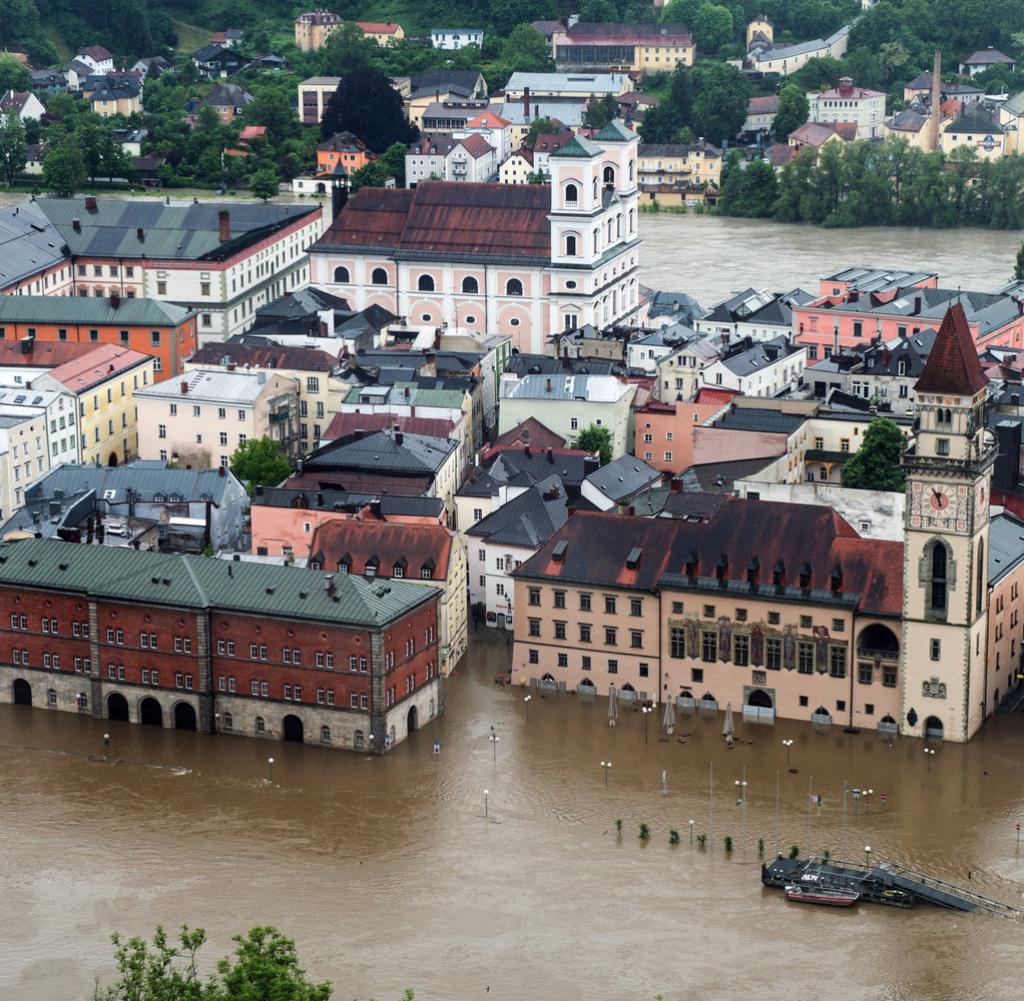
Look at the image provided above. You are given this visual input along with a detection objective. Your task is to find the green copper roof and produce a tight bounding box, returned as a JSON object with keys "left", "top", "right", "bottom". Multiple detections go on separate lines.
{"left": 549, "top": 134, "right": 603, "bottom": 159}
{"left": 0, "top": 539, "right": 434, "bottom": 627}
{"left": 592, "top": 120, "right": 634, "bottom": 142}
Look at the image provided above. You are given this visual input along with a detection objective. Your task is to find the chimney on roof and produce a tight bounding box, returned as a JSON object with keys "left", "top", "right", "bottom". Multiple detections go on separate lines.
{"left": 136, "top": 227, "right": 144, "bottom": 242}
{"left": 547, "top": 447, "right": 553, "bottom": 463}
{"left": 218, "top": 464, "right": 225, "bottom": 476}
{"left": 324, "top": 573, "right": 335, "bottom": 596}
{"left": 84, "top": 195, "right": 97, "bottom": 212}
{"left": 523, "top": 85, "right": 530, "bottom": 118}
{"left": 109, "top": 293, "right": 120, "bottom": 309}
{"left": 395, "top": 430, "right": 404, "bottom": 446}
{"left": 833, "top": 322, "right": 839, "bottom": 357}
{"left": 838, "top": 76, "right": 854, "bottom": 97}
{"left": 524, "top": 443, "right": 532, "bottom": 458}
{"left": 72, "top": 218, "right": 81, "bottom": 233}
{"left": 180, "top": 379, "right": 189, "bottom": 393}
{"left": 218, "top": 209, "right": 231, "bottom": 243}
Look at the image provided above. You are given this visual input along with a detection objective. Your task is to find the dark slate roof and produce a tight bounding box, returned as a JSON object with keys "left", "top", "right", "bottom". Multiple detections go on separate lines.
{"left": 0, "top": 538, "right": 432, "bottom": 627}
{"left": 676, "top": 456, "right": 776, "bottom": 494}
{"left": 459, "top": 448, "right": 593, "bottom": 497}
{"left": 467, "top": 476, "right": 568, "bottom": 547}
{"left": 660, "top": 490, "right": 729, "bottom": 521}
{"left": 710, "top": 406, "right": 806, "bottom": 435}
{"left": 254, "top": 487, "right": 444, "bottom": 519}
{"left": 946, "top": 104, "right": 1003, "bottom": 135}
{"left": 189, "top": 342, "right": 338, "bottom": 372}
{"left": 23, "top": 463, "right": 241, "bottom": 507}
{"left": 312, "top": 182, "right": 551, "bottom": 264}
{"left": 859, "top": 329, "right": 936, "bottom": 376}
{"left": 988, "top": 512, "right": 1024, "bottom": 585}
{"left": 717, "top": 335, "right": 798, "bottom": 377}
{"left": 35, "top": 197, "right": 316, "bottom": 262}
{"left": 0, "top": 201, "right": 70, "bottom": 289}
{"left": 410, "top": 69, "right": 484, "bottom": 93}
{"left": 915, "top": 304, "right": 988, "bottom": 396}
{"left": 515, "top": 500, "right": 903, "bottom": 616}
{"left": 304, "top": 429, "right": 457, "bottom": 475}
{"left": 253, "top": 286, "right": 351, "bottom": 322}
{"left": 888, "top": 108, "right": 928, "bottom": 133}
{"left": 584, "top": 454, "right": 661, "bottom": 503}
{"left": 202, "top": 83, "right": 253, "bottom": 109}
{"left": 505, "top": 353, "right": 621, "bottom": 377}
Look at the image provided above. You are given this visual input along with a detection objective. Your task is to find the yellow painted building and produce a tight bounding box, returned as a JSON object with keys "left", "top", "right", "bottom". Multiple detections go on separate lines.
{"left": 355, "top": 21, "right": 405, "bottom": 46}
{"left": 33, "top": 344, "right": 154, "bottom": 467}
{"left": 294, "top": 10, "right": 344, "bottom": 52}
{"left": 940, "top": 105, "right": 1007, "bottom": 160}
{"left": 553, "top": 23, "right": 694, "bottom": 75}
{"left": 637, "top": 141, "right": 722, "bottom": 190}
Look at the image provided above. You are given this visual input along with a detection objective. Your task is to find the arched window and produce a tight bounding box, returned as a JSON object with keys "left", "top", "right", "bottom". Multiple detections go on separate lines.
{"left": 929, "top": 540, "right": 948, "bottom": 614}
{"left": 321, "top": 725, "right": 332, "bottom": 743}
{"left": 371, "top": 267, "right": 388, "bottom": 285}
{"left": 333, "top": 266, "right": 350, "bottom": 283}
{"left": 565, "top": 182, "right": 578, "bottom": 205}
{"left": 628, "top": 159, "right": 635, "bottom": 181}
{"left": 976, "top": 539, "right": 985, "bottom": 613}
{"left": 565, "top": 234, "right": 577, "bottom": 256}
{"left": 603, "top": 165, "right": 615, "bottom": 185}
{"left": 255, "top": 715, "right": 265, "bottom": 733}
{"left": 506, "top": 278, "right": 523, "bottom": 296}
{"left": 592, "top": 176, "right": 598, "bottom": 200}
{"left": 417, "top": 274, "right": 435, "bottom": 292}
{"left": 462, "top": 276, "right": 479, "bottom": 294}
{"left": 222, "top": 712, "right": 233, "bottom": 731}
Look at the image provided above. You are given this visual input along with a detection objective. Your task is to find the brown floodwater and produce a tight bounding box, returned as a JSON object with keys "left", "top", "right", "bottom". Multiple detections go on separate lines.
{"left": 2, "top": 628, "right": 1024, "bottom": 1001}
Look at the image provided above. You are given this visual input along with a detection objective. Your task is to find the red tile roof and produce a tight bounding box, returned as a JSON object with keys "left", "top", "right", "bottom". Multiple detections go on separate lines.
{"left": 789, "top": 122, "right": 846, "bottom": 147}
{"left": 814, "top": 81, "right": 885, "bottom": 100}
{"left": 490, "top": 417, "right": 566, "bottom": 452}
{"left": 189, "top": 342, "right": 338, "bottom": 372}
{"left": 324, "top": 412, "right": 455, "bottom": 441}
{"left": 356, "top": 21, "right": 402, "bottom": 34}
{"left": 747, "top": 95, "right": 780, "bottom": 114}
{"left": 465, "top": 111, "right": 510, "bottom": 129}
{"left": 516, "top": 499, "right": 903, "bottom": 616}
{"left": 455, "top": 133, "right": 495, "bottom": 158}
{"left": 309, "top": 518, "right": 453, "bottom": 577}
{"left": 0, "top": 341, "right": 102, "bottom": 367}
{"left": 914, "top": 303, "right": 988, "bottom": 396}
{"left": 44, "top": 344, "right": 149, "bottom": 393}
{"left": 693, "top": 387, "right": 741, "bottom": 406}
{"left": 314, "top": 182, "right": 551, "bottom": 261}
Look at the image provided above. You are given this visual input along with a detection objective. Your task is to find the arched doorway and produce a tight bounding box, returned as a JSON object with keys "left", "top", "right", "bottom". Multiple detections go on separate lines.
{"left": 107, "top": 692, "right": 129, "bottom": 721}
{"left": 747, "top": 688, "right": 773, "bottom": 709}
{"left": 282, "top": 714, "right": 303, "bottom": 743}
{"left": 12, "top": 678, "right": 31, "bottom": 706}
{"left": 173, "top": 702, "right": 197, "bottom": 731}
{"left": 857, "top": 623, "right": 900, "bottom": 657}
{"left": 880, "top": 714, "right": 897, "bottom": 725}
{"left": 140, "top": 697, "right": 163, "bottom": 726}
{"left": 107, "top": 452, "right": 118, "bottom": 467}
{"left": 407, "top": 705, "right": 418, "bottom": 733}
{"left": 579, "top": 678, "right": 596, "bottom": 692}
{"left": 924, "top": 715, "right": 944, "bottom": 739}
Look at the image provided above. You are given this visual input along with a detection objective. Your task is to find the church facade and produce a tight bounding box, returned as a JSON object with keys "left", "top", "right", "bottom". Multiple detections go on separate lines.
{"left": 306, "top": 121, "right": 643, "bottom": 354}
{"left": 507, "top": 305, "right": 1024, "bottom": 742}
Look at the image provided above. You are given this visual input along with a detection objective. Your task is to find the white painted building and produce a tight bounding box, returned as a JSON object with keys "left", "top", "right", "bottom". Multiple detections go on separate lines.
{"left": 0, "top": 386, "right": 80, "bottom": 469}
{"left": 431, "top": 28, "right": 484, "bottom": 50}
{"left": 0, "top": 410, "right": 50, "bottom": 521}
{"left": 699, "top": 336, "right": 806, "bottom": 397}
{"left": 808, "top": 77, "right": 887, "bottom": 140}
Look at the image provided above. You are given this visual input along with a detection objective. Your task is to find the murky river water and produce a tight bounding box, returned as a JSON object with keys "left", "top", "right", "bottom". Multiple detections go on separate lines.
{"left": 2, "top": 628, "right": 1024, "bottom": 1000}
{"left": 639, "top": 214, "right": 1024, "bottom": 308}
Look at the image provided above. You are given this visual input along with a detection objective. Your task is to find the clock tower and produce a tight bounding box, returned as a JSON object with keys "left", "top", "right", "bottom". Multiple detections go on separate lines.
{"left": 901, "top": 304, "right": 993, "bottom": 742}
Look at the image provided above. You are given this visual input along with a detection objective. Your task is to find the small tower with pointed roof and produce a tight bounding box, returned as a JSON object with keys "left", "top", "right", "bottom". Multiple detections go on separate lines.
{"left": 901, "top": 303, "right": 995, "bottom": 742}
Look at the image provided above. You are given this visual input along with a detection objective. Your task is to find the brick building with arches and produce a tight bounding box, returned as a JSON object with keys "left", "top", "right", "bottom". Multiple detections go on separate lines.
{"left": 308, "top": 121, "right": 642, "bottom": 354}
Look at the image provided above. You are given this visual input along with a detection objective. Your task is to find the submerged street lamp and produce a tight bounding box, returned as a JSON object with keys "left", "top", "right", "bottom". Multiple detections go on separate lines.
{"left": 641, "top": 705, "right": 653, "bottom": 744}
{"left": 524, "top": 694, "right": 532, "bottom": 721}
{"left": 600, "top": 760, "right": 612, "bottom": 787}
{"left": 489, "top": 726, "right": 500, "bottom": 762}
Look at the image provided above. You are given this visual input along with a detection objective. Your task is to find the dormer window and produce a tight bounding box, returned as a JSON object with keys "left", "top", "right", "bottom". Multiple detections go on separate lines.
{"left": 338, "top": 563, "right": 349, "bottom": 574}
{"left": 393, "top": 566, "right": 404, "bottom": 578}
{"left": 421, "top": 568, "right": 433, "bottom": 579}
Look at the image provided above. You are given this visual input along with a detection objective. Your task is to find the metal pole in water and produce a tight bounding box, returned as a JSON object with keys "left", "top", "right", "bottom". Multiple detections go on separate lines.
{"left": 774, "top": 769, "right": 780, "bottom": 856}
{"left": 842, "top": 780, "right": 848, "bottom": 861}
{"left": 805, "top": 773, "right": 813, "bottom": 854}
{"left": 709, "top": 760, "right": 714, "bottom": 853}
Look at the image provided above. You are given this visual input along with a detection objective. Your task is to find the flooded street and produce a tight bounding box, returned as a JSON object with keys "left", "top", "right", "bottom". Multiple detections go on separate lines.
{"left": 639, "top": 214, "right": 1024, "bottom": 307}
{"left": 2, "top": 629, "right": 1024, "bottom": 1000}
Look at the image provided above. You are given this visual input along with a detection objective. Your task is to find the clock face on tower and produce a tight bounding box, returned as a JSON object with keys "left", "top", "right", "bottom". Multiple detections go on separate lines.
{"left": 908, "top": 481, "right": 966, "bottom": 530}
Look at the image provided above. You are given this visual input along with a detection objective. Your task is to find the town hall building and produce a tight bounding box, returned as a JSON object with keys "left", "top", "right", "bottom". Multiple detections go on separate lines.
{"left": 307, "top": 121, "right": 642, "bottom": 354}
{"left": 509, "top": 305, "right": 1024, "bottom": 743}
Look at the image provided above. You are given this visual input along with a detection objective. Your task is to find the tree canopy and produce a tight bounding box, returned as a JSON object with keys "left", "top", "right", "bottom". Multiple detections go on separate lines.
{"left": 320, "top": 68, "right": 418, "bottom": 153}
{"left": 42, "top": 134, "right": 87, "bottom": 196}
{"left": 230, "top": 437, "right": 291, "bottom": 495}
{"left": 840, "top": 417, "right": 907, "bottom": 492}
{"left": 573, "top": 424, "right": 613, "bottom": 466}
{"left": 772, "top": 84, "right": 809, "bottom": 143}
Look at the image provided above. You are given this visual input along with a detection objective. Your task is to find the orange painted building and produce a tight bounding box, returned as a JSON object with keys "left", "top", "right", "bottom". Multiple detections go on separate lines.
{"left": 633, "top": 390, "right": 739, "bottom": 473}
{"left": 0, "top": 296, "right": 198, "bottom": 379}
{"left": 317, "top": 132, "right": 371, "bottom": 174}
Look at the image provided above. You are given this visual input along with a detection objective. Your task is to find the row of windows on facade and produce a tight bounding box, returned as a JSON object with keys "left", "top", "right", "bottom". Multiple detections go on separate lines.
{"left": 0, "top": 326, "right": 170, "bottom": 346}
{"left": 331, "top": 267, "right": 526, "bottom": 297}
{"left": 228, "top": 714, "right": 336, "bottom": 743}
{"left": 308, "top": 559, "right": 435, "bottom": 580}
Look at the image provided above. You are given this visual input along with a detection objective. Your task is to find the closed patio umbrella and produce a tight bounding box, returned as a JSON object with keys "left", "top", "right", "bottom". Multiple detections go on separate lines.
{"left": 722, "top": 701, "right": 735, "bottom": 739}
{"left": 608, "top": 684, "right": 618, "bottom": 728}
{"left": 662, "top": 697, "right": 676, "bottom": 736}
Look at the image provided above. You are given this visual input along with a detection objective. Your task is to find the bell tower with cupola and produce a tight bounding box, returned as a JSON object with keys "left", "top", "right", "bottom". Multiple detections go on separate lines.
{"left": 901, "top": 303, "right": 994, "bottom": 742}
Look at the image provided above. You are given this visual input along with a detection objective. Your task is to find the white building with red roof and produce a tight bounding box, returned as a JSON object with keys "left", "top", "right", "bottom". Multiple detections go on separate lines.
{"left": 455, "top": 109, "right": 512, "bottom": 161}
{"left": 808, "top": 76, "right": 886, "bottom": 139}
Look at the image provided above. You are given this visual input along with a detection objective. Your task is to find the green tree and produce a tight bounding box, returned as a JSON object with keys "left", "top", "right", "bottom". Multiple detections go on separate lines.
{"left": 0, "top": 109, "right": 26, "bottom": 184}
{"left": 578, "top": 0, "right": 620, "bottom": 19}
{"left": 719, "top": 156, "right": 778, "bottom": 217}
{"left": 582, "top": 94, "right": 619, "bottom": 129}
{"left": 92, "top": 924, "right": 207, "bottom": 1001}
{"left": 0, "top": 54, "right": 31, "bottom": 94}
{"left": 525, "top": 117, "right": 560, "bottom": 145}
{"left": 215, "top": 927, "right": 332, "bottom": 1001}
{"left": 230, "top": 437, "right": 291, "bottom": 494}
{"left": 499, "top": 24, "right": 553, "bottom": 76}
{"left": 320, "top": 68, "right": 418, "bottom": 152}
{"left": 573, "top": 423, "right": 613, "bottom": 465}
{"left": 320, "top": 22, "right": 378, "bottom": 73}
{"left": 840, "top": 417, "right": 906, "bottom": 492}
{"left": 691, "top": 4, "right": 734, "bottom": 53}
{"left": 1014, "top": 240, "right": 1024, "bottom": 281}
{"left": 249, "top": 168, "right": 279, "bottom": 202}
{"left": 772, "top": 83, "right": 809, "bottom": 142}
{"left": 690, "top": 63, "right": 751, "bottom": 143}
{"left": 42, "top": 135, "right": 86, "bottom": 196}
{"left": 490, "top": 0, "right": 557, "bottom": 38}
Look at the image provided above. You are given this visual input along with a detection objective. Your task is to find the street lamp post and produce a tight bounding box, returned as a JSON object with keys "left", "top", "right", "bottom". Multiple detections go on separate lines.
{"left": 864, "top": 788, "right": 874, "bottom": 815}
{"left": 688, "top": 818, "right": 694, "bottom": 845}
{"left": 782, "top": 738, "right": 794, "bottom": 772}
{"left": 600, "top": 760, "right": 612, "bottom": 787}
{"left": 267, "top": 756, "right": 275, "bottom": 782}
{"left": 864, "top": 844, "right": 873, "bottom": 869}
{"left": 103, "top": 732, "right": 110, "bottom": 764}
{"left": 641, "top": 705, "right": 653, "bottom": 744}
{"left": 484, "top": 788, "right": 489, "bottom": 818}
{"left": 924, "top": 747, "right": 936, "bottom": 771}
{"left": 735, "top": 767, "right": 748, "bottom": 859}
{"left": 524, "top": 694, "right": 532, "bottom": 721}
{"left": 489, "top": 726, "right": 500, "bottom": 762}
